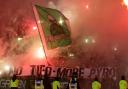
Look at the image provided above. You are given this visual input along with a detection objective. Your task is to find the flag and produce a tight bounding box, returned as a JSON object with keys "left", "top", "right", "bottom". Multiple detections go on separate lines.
{"left": 35, "top": 5, "right": 72, "bottom": 49}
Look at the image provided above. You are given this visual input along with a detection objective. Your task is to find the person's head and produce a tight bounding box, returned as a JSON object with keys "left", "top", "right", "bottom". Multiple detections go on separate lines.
{"left": 44, "top": 73, "right": 48, "bottom": 77}
{"left": 44, "top": 73, "right": 49, "bottom": 79}
{"left": 72, "top": 72, "right": 78, "bottom": 78}
{"left": 121, "top": 75, "right": 125, "bottom": 80}
{"left": 55, "top": 77, "right": 59, "bottom": 81}
{"left": 37, "top": 74, "right": 42, "bottom": 80}
{"left": 70, "top": 77, "right": 77, "bottom": 83}
{"left": 12, "top": 74, "right": 17, "bottom": 81}
{"left": 94, "top": 77, "right": 98, "bottom": 81}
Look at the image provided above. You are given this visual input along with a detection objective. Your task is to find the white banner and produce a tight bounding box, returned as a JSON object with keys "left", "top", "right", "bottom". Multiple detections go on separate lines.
{"left": 1, "top": 65, "right": 116, "bottom": 79}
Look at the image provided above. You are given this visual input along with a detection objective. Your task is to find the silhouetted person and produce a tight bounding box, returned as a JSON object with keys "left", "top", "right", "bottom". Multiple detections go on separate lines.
{"left": 10, "top": 74, "right": 19, "bottom": 89}
{"left": 52, "top": 77, "right": 61, "bottom": 89}
{"left": 92, "top": 77, "right": 101, "bottom": 89}
{"left": 35, "top": 75, "right": 44, "bottom": 89}
{"left": 43, "top": 74, "right": 52, "bottom": 89}
{"left": 67, "top": 72, "right": 80, "bottom": 89}
{"left": 119, "top": 75, "right": 128, "bottom": 89}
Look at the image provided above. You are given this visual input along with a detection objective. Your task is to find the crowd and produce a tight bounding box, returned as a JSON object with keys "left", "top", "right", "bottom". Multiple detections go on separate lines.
{"left": 9, "top": 73, "right": 128, "bottom": 89}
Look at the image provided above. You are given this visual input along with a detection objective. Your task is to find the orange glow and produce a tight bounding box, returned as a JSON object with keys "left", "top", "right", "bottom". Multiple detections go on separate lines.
{"left": 123, "top": 0, "right": 128, "bottom": 8}
{"left": 4, "top": 65, "right": 10, "bottom": 71}
{"left": 86, "top": 5, "right": 89, "bottom": 9}
{"left": 36, "top": 47, "right": 45, "bottom": 59}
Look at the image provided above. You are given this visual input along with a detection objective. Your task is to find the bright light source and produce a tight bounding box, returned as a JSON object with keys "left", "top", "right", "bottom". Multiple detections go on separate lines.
{"left": 86, "top": 5, "right": 89, "bottom": 9}
{"left": 58, "top": 18, "right": 63, "bottom": 25}
{"left": 38, "top": 20, "right": 43, "bottom": 24}
{"left": 36, "top": 47, "right": 45, "bottom": 59}
{"left": 84, "top": 37, "right": 96, "bottom": 44}
{"left": 69, "top": 53, "right": 74, "bottom": 57}
{"left": 38, "top": 20, "right": 41, "bottom": 23}
{"left": 0, "top": 71, "right": 2, "bottom": 75}
{"left": 4, "top": 65, "right": 10, "bottom": 71}
{"left": 17, "top": 37, "right": 22, "bottom": 41}
{"left": 85, "top": 38, "right": 89, "bottom": 44}
{"left": 113, "top": 47, "right": 118, "bottom": 51}
{"left": 33, "top": 26, "right": 37, "bottom": 30}
{"left": 123, "top": 0, "right": 128, "bottom": 7}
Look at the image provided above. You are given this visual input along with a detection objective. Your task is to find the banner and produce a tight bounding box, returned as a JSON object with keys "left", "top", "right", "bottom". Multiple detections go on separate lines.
{"left": 0, "top": 79, "right": 27, "bottom": 89}
{"left": 1, "top": 65, "right": 116, "bottom": 79}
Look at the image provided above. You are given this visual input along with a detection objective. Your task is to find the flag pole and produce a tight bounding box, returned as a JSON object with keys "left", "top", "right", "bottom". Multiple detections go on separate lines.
{"left": 32, "top": 4, "right": 51, "bottom": 66}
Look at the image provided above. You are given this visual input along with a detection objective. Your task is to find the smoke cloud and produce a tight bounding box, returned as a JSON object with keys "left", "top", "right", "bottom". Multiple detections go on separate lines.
{"left": 0, "top": 0, "right": 128, "bottom": 76}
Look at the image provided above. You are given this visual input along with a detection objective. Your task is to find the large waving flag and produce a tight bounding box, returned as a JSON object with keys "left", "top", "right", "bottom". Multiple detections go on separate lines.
{"left": 35, "top": 5, "right": 72, "bottom": 49}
